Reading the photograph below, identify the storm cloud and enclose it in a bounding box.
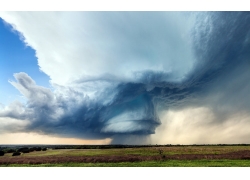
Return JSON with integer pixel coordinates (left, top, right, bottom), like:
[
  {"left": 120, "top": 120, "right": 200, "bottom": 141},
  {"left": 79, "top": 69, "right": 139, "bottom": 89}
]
[{"left": 0, "top": 12, "right": 250, "bottom": 144}]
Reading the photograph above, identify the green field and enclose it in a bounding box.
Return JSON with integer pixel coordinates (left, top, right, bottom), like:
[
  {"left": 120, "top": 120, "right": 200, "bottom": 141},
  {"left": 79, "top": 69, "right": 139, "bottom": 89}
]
[
  {"left": 1, "top": 160, "right": 250, "bottom": 167},
  {"left": 3, "top": 145, "right": 250, "bottom": 156},
  {"left": 1, "top": 145, "right": 250, "bottom": 167}
]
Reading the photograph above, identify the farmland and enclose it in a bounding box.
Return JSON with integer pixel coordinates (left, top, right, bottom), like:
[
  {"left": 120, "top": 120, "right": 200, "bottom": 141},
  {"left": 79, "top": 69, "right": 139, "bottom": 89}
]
[{"left": 0, "top": 145, "right": 250, "bottom": 167}]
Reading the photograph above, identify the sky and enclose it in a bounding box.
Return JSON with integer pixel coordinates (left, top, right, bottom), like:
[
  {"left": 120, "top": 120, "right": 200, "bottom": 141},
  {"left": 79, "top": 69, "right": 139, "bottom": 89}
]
[{"left": 0, "top": 11, "right": 250, "bottom": 145}]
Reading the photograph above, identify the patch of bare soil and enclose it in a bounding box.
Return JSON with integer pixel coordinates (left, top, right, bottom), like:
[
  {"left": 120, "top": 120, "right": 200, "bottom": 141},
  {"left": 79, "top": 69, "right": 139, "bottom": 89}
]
[{"left": 0, "top": 150, "right": 250, "bottom": 165}]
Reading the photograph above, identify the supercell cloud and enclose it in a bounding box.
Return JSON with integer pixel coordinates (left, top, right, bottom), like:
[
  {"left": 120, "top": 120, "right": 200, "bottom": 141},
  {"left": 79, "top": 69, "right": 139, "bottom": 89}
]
[{"left": 0, "top": 12, "right": 250, "bottom": 144}]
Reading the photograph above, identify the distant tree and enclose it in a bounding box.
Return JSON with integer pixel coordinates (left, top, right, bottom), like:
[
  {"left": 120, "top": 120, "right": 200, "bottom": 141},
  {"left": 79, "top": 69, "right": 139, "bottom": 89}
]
[
  {"left": 22, "top": 149, "right": 30, "bottom": 153},
  {"left": 0, "top": 150, "right": 4, "bottom": 156},
  {"left": 29, "top": 147, "right": 35, "bottom": 152},
  {"left": 18, "top": 148, "right": 30, "bottom": 153},
  {"left": 12, "top": 152, "right": 21, "bottom": 156},
  {"left": 36, "top": 147, "right": 42, "bottom": 151},
  {"left": 7, "top": 149, "right": 16, "bottom": 153}
]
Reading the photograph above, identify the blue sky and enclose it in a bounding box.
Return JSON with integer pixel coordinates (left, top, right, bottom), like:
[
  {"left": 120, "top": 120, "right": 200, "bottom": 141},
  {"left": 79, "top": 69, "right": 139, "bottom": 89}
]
[
  {"left": 0, "top": 12, "right": 250, "bottom": 145},
  {"left": 0, "top": 18, "right": 50, "bottom": 105}
]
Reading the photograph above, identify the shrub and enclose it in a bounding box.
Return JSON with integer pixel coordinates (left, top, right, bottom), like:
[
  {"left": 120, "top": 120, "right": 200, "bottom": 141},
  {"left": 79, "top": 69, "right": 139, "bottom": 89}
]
[
  {"left": 0, "top": 151, "right": 4, "bottom": 156},
  {"left": 22, "top": 149, "right": 30, "bottom": 153},
  {"left": 36, "top": 147, "right": 42, "bottom": 151},
  {"left": 33, "top": 147, "right": 38, "bottom": 151},
  {"left": 18, "top": 148, "right": 30, "bottom": 153},
  {"left": 158, "top": 149, "right": 163, "bottom": 155},
  {"left": 7, "top": 149, "right": 16, "bottom": 153},
  {"left": 42, "top": 148, "right": 47, "bottom": 151},
  {"left": 29, "top": 147, "right": 35, "bottom": 152},
  {"left": 12, "top": 152, "right": 21, "bottom": 156}
]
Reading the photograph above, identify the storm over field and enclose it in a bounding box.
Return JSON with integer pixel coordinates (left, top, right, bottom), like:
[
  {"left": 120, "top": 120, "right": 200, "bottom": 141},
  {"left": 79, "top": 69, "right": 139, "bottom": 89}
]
[{"left": 0, "top": 12, "right": 250, "bottom": 144}]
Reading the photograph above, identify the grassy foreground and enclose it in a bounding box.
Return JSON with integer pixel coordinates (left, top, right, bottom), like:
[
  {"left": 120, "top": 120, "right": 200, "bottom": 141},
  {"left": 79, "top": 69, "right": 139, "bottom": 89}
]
[
  {"left": 3, "top": 145, "right": 250, "bottom": 157},
  {"left": 1, "top": 145, "right": 250, "bottom": 167},
  {"left": 1, "top": 160, "right": 250, "bottom": 167}
]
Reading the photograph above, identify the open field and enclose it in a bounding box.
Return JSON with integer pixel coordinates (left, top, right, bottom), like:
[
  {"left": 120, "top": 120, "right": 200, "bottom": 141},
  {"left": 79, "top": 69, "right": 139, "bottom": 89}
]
[{"left": 1, "top": 145, "right": 250, "bottom": 167}]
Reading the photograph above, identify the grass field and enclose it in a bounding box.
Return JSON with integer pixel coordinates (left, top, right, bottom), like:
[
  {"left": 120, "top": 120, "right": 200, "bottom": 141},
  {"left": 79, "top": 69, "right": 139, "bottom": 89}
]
[
  {"left": 1, "top": 160, "right": 250, "bottom": 167},
  {"left": 1, "top": 145, "right": 250, "bottom": 167}
]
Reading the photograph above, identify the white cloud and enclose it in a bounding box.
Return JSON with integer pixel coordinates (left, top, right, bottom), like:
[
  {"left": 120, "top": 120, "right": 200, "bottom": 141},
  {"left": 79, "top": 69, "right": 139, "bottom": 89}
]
[
  {"left": 0, "top": 12, "right": 196, "bottom": 86},
  {"left": 0, "top": 117, "right": 29, "bottom": 133}
]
